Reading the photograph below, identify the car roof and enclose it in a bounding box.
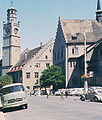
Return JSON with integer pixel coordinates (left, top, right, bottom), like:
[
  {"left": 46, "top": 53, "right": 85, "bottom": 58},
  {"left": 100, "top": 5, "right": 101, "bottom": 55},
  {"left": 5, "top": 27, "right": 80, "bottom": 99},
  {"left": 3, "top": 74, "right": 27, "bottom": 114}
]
[{"left": 2, "top": 83, "right": 23, "bottom": 89}]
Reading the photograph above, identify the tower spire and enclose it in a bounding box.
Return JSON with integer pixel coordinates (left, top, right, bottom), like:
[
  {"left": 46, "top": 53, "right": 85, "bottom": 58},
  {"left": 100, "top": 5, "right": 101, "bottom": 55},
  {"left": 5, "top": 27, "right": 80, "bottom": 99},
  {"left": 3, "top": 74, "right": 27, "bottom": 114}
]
[
  {"left": 11, "top": 0, "right": 13, "bottom": 7},
  {"left": 96, "top": 0, "right": 102, "bottom": 23},
  {"left": 97, "top": 0, "right": 101, "bottom": 10}
]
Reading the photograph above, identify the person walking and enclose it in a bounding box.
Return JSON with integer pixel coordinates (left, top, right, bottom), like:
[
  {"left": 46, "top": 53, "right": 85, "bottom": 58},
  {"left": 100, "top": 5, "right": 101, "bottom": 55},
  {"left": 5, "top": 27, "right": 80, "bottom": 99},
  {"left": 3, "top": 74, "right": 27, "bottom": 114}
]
[
  {"left": 46, "top": 90, "right": 49, "bottom": 99},
  {"left": 65, "top": 90, "right": 68, "bottom": 98},
  {"left": 60, "top": 90, "right": 64, "bottom": 100}
]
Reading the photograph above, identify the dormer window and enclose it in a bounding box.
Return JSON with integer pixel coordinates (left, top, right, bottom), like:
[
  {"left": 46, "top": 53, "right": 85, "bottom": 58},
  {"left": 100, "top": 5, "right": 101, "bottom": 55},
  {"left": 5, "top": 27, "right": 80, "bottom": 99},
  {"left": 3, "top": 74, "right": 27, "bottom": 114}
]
[
  {"left": 72, "top": 35, "right": 77, "bottom": 40},
  {"left": 72, "top": 33, "right": 79, "bottom": 40}
]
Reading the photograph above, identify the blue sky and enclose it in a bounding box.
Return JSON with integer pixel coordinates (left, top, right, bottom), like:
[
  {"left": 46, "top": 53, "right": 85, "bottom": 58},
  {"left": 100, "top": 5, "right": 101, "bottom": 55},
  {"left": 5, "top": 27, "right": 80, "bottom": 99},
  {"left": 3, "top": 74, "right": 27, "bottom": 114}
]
[{"left": 0, "top": 0, "right": 100, "bottom": 54}]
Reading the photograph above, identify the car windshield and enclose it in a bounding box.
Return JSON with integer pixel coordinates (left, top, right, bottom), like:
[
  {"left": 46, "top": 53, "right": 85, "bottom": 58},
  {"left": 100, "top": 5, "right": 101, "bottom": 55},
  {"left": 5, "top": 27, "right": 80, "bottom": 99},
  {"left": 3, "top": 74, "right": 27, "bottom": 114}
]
[{"left": 1, "top": 85, "right": 24, "bottom": 95}]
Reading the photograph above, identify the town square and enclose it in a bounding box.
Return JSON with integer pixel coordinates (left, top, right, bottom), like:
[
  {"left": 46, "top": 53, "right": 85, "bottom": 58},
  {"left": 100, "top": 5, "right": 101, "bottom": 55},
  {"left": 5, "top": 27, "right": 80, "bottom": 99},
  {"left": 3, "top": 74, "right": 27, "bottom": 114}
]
[{"left": 0, "top": 0, "right": 102, "bottom": 120}]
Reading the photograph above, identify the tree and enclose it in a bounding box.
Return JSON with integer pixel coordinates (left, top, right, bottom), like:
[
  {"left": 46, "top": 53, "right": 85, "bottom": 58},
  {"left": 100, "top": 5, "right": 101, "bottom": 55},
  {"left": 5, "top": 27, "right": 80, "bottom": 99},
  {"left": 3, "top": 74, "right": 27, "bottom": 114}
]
[
  {"left": 0, "top": 75, "right": 13, "bottom": 88},
  {"left": 40, "top": 65, "right": 65, "bottom": 90}
]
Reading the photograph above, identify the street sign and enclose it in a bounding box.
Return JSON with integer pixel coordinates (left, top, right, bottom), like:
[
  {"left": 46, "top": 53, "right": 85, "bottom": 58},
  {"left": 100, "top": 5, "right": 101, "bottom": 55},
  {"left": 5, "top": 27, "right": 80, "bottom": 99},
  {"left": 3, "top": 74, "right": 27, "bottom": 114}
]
[{"left": 89, "top": 71, "right": 94, "bottom": 77}]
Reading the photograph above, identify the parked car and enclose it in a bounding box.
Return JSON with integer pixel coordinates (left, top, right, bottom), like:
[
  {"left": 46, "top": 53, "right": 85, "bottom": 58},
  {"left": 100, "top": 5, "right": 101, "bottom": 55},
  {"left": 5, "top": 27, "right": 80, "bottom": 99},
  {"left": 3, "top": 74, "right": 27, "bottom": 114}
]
[
  {"left": 55, "top": 90, "right": 61, "bottom": 96},
  {"left": 0, "top": 83, "right": 28, "bottom": 109},
  {"left": 67, "top": 88, "right": 84, "bottom": 96},
  {"left": 80, "top": 89, "right": 102, "bottom": 102},
  {"left": 40, "top": 90, "right": 47, "bottom": 95},
  {"left": 75, "top": 88, "right": 84, "bottom": 96},
  {"left": 88, "top": 86, "right": 102, "bottom": 91}
]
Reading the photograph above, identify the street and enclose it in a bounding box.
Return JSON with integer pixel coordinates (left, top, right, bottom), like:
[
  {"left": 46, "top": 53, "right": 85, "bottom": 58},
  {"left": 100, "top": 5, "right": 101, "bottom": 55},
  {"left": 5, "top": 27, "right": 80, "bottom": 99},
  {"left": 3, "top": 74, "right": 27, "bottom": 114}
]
[{"left": 4, "top": 95, "right": 102, "bottom": 120}]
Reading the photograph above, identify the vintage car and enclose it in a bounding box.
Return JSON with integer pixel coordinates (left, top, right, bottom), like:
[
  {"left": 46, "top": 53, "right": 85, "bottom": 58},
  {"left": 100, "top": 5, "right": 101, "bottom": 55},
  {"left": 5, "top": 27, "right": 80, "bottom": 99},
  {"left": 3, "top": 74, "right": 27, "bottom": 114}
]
[
  {"left": 67, "top": 88, "right": 83, "bottom": 96},
  {"left": 80, "top": 89, "right": 102, "bottom": 102}
]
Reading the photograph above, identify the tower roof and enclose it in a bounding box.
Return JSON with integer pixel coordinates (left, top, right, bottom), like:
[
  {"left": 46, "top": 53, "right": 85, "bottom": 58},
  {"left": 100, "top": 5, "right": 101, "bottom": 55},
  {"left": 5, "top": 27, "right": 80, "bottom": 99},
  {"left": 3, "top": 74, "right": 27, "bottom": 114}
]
[{"left": 97, "top": 0, "right": 101, "bottom": 10}]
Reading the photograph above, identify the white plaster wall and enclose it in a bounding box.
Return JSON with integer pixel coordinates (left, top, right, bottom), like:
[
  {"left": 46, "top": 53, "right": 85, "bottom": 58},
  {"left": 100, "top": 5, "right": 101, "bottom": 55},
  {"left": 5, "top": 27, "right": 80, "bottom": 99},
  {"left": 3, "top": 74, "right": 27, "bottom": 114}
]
[{"left": 22, "top": 40, "right": 53, "bottom": 89}]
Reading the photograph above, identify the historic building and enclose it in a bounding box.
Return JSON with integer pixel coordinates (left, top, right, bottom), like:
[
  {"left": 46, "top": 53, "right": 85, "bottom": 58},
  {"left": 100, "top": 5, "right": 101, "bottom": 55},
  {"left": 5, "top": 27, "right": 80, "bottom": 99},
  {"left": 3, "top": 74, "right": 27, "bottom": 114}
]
[
  {"left": 53, "top": 0, "right": 102, "bottom": 88},
  {"left": 7, "top": 39, "right": 54, "bottom": 89},
  {"left": 1, "top": 4, "right": 54, "bottom": 89},
  {"left": 2, "top": 5, "right": 20, "bottom": 76}
]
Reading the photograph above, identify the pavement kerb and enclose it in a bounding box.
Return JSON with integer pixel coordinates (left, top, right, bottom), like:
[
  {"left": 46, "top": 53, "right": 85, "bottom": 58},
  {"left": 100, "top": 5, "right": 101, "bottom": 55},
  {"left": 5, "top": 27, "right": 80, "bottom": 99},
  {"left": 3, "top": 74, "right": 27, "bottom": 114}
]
[{"left": 0, "top": 111, "right": 5, "bottom": 120}]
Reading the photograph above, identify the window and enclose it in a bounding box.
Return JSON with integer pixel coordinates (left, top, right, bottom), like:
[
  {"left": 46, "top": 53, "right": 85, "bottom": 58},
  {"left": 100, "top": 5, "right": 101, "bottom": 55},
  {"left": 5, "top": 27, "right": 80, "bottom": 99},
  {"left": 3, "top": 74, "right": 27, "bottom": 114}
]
[
  {"left": 35, "top": 72, "right": 39, "bottom": 78},
  {"left": 11, "top": 10, "right": 13, "bottom": 14},
  {"left": 73, "top": 62, "right": 76, "bottom": 67},
  {"left": 35, "top": 63, "right": 40, "bottom": 68},
  {"left": 70, "top": 61, "right": 76, "bottom": 68},
  {"left": 72, "top": 36, "right": 77, "bottom": 40},
  {"left": 72, "top": 47, "right": 78, "bottom": 55},
  {"left": 45, "top": 55, "right": 48, "bottom": 59},
  {"left": 26, "top": 72, "right": 30, "bottom": 79},
  {"left": 70, "top": 62, "right": 72, "bottom": 68},
  {"left": 46, "top": 63, "right": 50, "bottom": 67},
  {"left": 72, "top": 48, "right": 74, "bottom": 54}
]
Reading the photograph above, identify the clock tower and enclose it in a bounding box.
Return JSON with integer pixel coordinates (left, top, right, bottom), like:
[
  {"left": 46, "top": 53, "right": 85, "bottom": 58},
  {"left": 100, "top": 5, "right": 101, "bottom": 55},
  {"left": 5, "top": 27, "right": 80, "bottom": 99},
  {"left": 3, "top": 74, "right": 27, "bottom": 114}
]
[{"left": 2, "top": 5, "right": 20, "bottom": 76}]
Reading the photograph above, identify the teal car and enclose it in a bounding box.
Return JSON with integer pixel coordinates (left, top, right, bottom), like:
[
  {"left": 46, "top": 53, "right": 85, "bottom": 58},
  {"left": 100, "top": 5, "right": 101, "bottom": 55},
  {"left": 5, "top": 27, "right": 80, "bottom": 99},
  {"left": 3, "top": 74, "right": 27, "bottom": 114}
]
[{"left": 0, "top": 83, "right": 28, "bottom": 109}]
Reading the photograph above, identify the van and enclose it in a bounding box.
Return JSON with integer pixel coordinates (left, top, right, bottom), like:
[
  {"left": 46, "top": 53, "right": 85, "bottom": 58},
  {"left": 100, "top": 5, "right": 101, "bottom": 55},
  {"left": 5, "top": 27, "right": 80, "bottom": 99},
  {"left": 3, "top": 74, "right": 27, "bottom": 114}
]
[{"left": 0, "top": 83, "right": 28, "bottom": 109}]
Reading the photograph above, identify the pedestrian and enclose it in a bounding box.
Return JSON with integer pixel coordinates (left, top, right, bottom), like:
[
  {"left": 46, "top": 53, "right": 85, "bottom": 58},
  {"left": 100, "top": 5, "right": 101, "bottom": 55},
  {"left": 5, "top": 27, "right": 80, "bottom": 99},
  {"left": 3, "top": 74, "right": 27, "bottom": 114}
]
[
  {"left": 65, "top": 90, "right": 68, "bottom": 98},
  {"left": 60, "top": 90, "right": 64, "bottom": 100},
  {"left": 47, "top": 92, "right": 49, "bottom": 99},
  {"left": 46, "top": 90, "right": 49, "bottom": 99}
]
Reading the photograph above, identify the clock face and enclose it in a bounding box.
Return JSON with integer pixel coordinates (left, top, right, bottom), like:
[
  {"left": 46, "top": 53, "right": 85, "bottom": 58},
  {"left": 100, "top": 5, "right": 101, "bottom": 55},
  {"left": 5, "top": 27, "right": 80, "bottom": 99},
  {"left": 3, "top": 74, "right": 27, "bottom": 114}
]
[
  {"left": 14, "top": 28, "right": 18, "bottom": 34},
  {"left": 5, "top": 28, "right": 10, "bottom": 35}
]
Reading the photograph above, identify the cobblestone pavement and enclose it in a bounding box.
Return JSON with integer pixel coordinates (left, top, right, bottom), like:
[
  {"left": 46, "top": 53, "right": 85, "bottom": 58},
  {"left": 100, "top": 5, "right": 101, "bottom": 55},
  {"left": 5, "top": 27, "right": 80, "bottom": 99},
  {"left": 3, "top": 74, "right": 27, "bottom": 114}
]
[{"left": 5, "top": 95, "right": 102, "bottom": 120}]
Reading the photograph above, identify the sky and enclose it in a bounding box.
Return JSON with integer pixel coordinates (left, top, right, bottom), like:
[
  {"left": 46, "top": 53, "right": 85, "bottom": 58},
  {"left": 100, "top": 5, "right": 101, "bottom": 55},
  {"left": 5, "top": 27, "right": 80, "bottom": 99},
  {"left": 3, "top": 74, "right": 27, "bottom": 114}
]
[{"left": 0, "top": 0, "right": 100, "bottom": 55}]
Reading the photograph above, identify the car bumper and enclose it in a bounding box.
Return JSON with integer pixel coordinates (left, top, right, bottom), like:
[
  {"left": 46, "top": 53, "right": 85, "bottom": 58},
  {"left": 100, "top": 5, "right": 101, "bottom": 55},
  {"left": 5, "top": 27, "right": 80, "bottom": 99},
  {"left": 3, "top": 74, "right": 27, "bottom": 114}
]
[{"left": 3, "top": 100, "right": 27, "bottom": 109}]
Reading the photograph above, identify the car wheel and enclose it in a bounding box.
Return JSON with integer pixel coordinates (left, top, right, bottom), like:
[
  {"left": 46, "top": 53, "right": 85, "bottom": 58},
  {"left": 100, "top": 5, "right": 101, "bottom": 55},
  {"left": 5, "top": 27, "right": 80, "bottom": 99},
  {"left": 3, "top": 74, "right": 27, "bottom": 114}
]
[
  {"left": 93, "top": 97, "right": 98, "bottom": 102},
  {"left": 80, "top": 96, "right": 85, "bottom": 101}
]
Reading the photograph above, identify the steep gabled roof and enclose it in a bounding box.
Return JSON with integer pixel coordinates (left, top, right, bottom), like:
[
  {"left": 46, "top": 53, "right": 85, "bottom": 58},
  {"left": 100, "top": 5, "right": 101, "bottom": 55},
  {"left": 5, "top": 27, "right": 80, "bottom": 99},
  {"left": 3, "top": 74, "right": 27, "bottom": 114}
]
[
  {"left": 8, "top": 38, "right": 54, "bottom": 73},
  {"left": 60, "top": 18, "right": 102, "bottom": 43},
  {"left": 15, "top": 47, "right": 42, "bottom": 67}
]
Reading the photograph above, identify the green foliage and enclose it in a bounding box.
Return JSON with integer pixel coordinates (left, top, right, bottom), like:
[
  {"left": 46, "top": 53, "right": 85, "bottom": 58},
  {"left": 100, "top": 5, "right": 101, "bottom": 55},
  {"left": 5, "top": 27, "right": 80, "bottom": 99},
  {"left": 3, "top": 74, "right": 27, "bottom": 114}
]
[
  {"left": 0, "top": 75, "right": 13, "bottom": 88},
  {"left": 40, "top": 65, "right": 65, "bottom": 90}
]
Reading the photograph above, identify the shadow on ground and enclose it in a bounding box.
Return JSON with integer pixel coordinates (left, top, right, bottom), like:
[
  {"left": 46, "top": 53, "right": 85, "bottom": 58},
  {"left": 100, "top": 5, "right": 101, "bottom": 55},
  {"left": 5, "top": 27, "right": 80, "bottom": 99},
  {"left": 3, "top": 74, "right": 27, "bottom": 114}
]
[{"left": 2, "top": 106, "right": 27, "bottom": 113}]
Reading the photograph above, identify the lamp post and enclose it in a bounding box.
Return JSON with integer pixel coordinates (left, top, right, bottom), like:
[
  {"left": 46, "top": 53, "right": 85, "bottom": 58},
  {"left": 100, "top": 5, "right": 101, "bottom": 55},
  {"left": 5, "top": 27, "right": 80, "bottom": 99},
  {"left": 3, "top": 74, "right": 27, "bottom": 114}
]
[
  {"left": 84, "top": 33, "right": 88, "bottom": 94},
  {"left": 65, "top": 44, "right": 68, "bottom": 88}
]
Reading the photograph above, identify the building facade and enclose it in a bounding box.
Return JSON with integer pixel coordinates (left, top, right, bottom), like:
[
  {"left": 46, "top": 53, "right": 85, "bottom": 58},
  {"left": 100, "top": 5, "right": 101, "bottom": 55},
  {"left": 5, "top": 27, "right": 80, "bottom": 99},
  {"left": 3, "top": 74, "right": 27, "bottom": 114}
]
[
  {"left": 2, "top": 5, "right": 20, "bottom": 76},
  {"left": 7, "top": 39, "right": 54, "bottom": 89},
  {"left": 53, "top": 0, "right": 102, "bottom": 88}
]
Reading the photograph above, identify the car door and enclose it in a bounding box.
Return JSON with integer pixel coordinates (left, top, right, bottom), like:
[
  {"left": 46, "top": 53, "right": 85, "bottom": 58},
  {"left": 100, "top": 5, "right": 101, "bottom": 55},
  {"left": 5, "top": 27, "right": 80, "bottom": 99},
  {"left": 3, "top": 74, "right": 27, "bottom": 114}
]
[{"left": 86, "top": 91, "right": 93, "bottom": 100}]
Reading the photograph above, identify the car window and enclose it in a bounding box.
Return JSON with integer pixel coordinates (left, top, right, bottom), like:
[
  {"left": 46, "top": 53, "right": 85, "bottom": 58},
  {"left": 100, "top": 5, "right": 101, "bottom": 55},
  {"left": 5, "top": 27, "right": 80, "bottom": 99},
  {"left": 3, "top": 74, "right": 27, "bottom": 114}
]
[{"left": 98, "top": 91, "right": 102, "bottom": 94}]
